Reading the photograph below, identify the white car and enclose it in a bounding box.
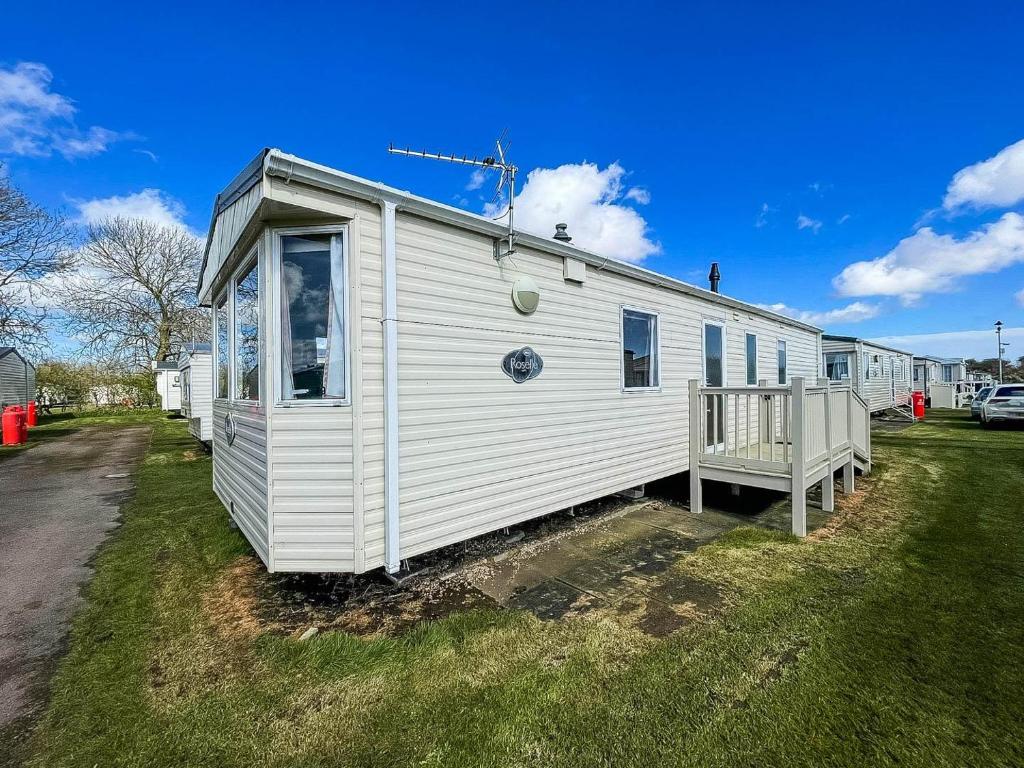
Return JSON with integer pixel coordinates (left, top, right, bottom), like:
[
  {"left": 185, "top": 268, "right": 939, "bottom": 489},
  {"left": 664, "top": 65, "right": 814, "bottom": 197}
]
[{"left": 981, "top": 385, "right": 1024, "bottom": 427}]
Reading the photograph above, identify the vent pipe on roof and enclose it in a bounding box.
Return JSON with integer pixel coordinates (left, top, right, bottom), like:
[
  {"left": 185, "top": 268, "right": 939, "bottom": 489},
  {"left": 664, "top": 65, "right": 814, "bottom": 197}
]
[
  {"left": 708, "top": 262, "right": 721, "bottom": 293},
  {"left": 553, "top": 223, "right": 572, "bottom": 242}
]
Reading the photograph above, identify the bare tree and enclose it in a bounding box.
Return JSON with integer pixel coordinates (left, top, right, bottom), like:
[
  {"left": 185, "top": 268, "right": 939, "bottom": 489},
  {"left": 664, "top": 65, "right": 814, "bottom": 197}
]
[
  {"left": 57, "top": 217, "right": 207, "bottom": 367},
  {"left": 0, "top": 168, "right": 73, "bottom": 351}
]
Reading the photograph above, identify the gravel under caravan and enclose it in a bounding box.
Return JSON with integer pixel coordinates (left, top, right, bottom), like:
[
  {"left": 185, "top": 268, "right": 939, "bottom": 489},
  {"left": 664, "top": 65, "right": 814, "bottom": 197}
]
[{"left": 198, "top": 149, "right": 837, "bottom": 575}]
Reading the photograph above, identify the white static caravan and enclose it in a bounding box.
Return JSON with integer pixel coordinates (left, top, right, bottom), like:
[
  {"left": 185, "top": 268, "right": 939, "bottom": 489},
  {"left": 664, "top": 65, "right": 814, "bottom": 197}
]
[
  {"left": 913, "top": 355, "right": 967, "bottom": 404},
  {"left": 821, "top": 335, "right": 914, "bottom": 413},
  {"left": 0, "top": 347, "right": 36, "bottom": 409},
  {"left": 179, "top": 343, "right": 214, "bottom": 442},
  {"left": 198, "top": 149, "right": 863, "bottom": 575},
  {"left": 152, "top": 360, "right": 181, "bottom": 411}
]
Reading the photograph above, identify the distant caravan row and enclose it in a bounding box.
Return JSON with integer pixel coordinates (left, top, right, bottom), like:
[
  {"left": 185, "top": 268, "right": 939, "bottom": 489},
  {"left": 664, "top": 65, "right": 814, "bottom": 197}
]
[{"left": 152, "top": 343, "right": 213, "bottom": 445}]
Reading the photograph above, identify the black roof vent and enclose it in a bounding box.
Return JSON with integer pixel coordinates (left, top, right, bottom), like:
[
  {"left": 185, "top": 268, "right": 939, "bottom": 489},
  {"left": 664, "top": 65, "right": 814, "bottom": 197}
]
[{"left": 553, "top": 223, "right": 572, "bottom": 242}]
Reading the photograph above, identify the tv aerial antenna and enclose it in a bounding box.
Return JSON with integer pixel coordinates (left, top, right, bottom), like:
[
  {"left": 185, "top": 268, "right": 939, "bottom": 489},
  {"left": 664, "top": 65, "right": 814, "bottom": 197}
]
[{"left": 387, "top": 134, "right": 518, "bottom": 260}]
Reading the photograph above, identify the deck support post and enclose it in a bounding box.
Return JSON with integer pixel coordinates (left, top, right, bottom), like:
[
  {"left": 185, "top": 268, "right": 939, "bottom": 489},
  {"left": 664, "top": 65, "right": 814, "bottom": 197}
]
[
  {"left": 688, "top": 378, "right": 702, "bottom": 514},
  {"left": 822, "top": 379, "right": 834, "bottom": 513},
  {"left": 863, "top": 398, "right": 873, "bottom": 474},
  {"left": 843, "top": 384, "right": 856, "bottom": 493},
  {"left": 790, "top": 377, "right": 807, "bottom": 537},
  {"left": 820, "top": 474, "right": 835, "bottom": 512},
  {"left": 842, "top": 458, "right": 855, "bottom": 493}
]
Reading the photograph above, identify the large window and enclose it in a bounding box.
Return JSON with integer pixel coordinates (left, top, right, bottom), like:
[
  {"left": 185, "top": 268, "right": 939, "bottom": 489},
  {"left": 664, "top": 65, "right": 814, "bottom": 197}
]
[
  {"left": 745, "top": 333, "right": 757, "bottom": 385},
  {"left": 942, "top": 364, "right": 953, "bottom": 383},
  {"left": 278, "top": 230, "right": 347, "bottom": 402},
  {"left": 215, "top": 294, "right": 229, "bottom": 398},
  {"left": 825, "top": 352, "right": 850, "bottom": 381},
  {"left": 234, "top": 260, "right": 260, "bottom": 401},
  {"left": 777, "top": 340, "right": 787, "bottom": 384},
  {"left": 622, "top": 308, "right": 659, "bottom": 390}
]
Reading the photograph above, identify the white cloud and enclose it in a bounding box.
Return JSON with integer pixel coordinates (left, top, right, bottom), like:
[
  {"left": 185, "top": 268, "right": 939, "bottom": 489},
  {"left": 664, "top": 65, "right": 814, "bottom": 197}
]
[
  {"left": 1016, "top": 288, "right": 1024, "bottom": 307},
  {"left": 486, "top": 161, "right": 660, "bottom": 264},
  {"left": 837, "top": 213, "right": 852, "bottom": 225},
  {"left": 833, "top": 212, "right": 1024, "bottom": 303},
  {"left": 870, "top": 326, "right": 1024, "bottom": 360},
  {"left": 0, "top": 61, "right": 129, "bottom": 159},
  {"left": 796, "top": 214, "right": 822, "bottom": 234},
  {"left": 133, "top": 148, "right": 159, "bottom": 163},
  {"left": 625, "top": 187, "right": 650, "bottom": 205},
  {"left": 466, "top": 168, "right": 488, "bottom": 191},
  {"left": 75, "top": 188, "right": 189, "bottom": 229},
  {"left": 755, "top": 301, "right": 880, "bottom": 327},
  {"left": 943, "top": 138, "right": 1024, "bottom": 211},
  {"left": 755, "top": 202, "right": 775, "bottom": 228}
]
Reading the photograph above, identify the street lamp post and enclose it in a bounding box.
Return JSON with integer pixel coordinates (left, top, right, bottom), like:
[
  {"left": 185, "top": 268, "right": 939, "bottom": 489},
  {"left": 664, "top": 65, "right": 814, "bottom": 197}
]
[{"left": 995, "top": 320, "right": 1004, "bottom": 384}]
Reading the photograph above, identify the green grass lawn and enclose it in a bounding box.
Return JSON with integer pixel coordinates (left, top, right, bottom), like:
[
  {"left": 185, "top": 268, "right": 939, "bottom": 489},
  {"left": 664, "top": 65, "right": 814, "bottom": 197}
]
[{"left": 17, "top": 410, "right": 1024, "bottom": 767}]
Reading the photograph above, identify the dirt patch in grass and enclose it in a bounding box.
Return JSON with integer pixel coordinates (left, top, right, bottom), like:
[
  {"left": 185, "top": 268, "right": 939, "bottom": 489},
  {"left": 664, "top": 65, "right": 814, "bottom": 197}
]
[{"left": 203, "top": 557, "right": 281, "bottom": 641}]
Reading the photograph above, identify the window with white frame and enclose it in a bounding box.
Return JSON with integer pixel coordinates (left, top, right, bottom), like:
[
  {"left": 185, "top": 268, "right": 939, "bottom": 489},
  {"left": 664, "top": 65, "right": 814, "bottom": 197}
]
[
  {"left": 215, "top": 294, "right": 229, "bottom": 398},
  {"left": 622, "top": 308, "right": 659, "bottom": 389},
  {"left": 777, "top": 340, "right": 787, "bottom": 384},
  {"left": 234, "top": 260, "right": 260, "bottom": 401},
  {"left": 825, "top": 352, "right": 850, "bottom": 381},
  {"left": 864, "top": 352, "right": 871, "bottom": 380},
  {"left": 942, "top": 364, "right": 953, "bottom": 382},
  {"left": 278, "top": 229, "right": 348, "bottom": 402},
  {"left": 745, "top": 333, "right": 757, "bottom": 385}
]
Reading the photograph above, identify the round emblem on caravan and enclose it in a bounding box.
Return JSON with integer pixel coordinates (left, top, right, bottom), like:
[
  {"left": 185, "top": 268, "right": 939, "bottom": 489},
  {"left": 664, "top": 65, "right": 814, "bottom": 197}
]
[
  {"left": 501, "top": 346, "right": 544, "bottom": 383},
  {"left": 224, "top": 413, "right": 237, "bottom": 446}
]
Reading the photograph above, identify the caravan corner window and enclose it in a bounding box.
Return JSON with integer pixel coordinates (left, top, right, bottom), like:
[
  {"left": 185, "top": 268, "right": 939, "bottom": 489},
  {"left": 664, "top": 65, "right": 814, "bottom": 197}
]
[
  {"left": 234, "top": 260, "right": 260, "bottom": 402},
  {"left": 777, "top": 340, "right": 787, "bottom": 384},
  {"left": 622, "top": 308, "right": 660, "bottom": 390},
  {"left": 215, "top": 294, "right": 229, "bottom": 398},
  {"left": 277, "top": 227, "right": 348, "bottom": 404}
]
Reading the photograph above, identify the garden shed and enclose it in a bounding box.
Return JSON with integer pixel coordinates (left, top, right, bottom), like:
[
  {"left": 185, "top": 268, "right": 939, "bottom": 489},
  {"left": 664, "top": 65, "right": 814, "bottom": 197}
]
[{"left": 0, "top": 347, "right": 36, "bottom": 409}]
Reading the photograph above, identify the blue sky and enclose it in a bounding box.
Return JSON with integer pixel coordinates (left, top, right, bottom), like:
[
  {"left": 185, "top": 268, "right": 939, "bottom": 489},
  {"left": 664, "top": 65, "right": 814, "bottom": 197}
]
[{"left": 4, "top": 1, "right": 1024, "bottom": 359}]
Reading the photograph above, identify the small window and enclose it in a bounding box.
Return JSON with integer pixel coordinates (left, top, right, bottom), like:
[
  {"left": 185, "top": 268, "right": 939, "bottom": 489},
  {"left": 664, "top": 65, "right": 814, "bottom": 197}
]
[
  {"left": 777, "top": 340, "right": 787, "bottom": 384},
  {"left": 279, "top": 230, "right": 348, "bottom": 402},
  {"left": 745, "top": 333, "right": 757, "bottom": 386},
  {"left": 826, "top": 352, "right": 850, "bottom": 381},
  {"left": 942, "top": 364, "right": 953, "bottom": 383},
  {"left": 215, "top": 294, "right": 229, "bottom": 398},
  {"left": 622, "top": 308, "right": 660, "bottom": 389},
  {"left": 704, "top": 323, "right": 725, "bottom": 387},
  {"left": 864, "top": 352, "right": 871, "bottom": 380},
  {"left": 234, "top": 260, "right": 260, "bottom": 401}
]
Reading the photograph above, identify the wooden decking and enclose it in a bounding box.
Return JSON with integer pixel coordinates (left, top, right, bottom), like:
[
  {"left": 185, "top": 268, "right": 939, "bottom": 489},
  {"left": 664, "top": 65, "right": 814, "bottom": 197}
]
[{"left": 688, "top": 378, "right": 872, "bottom": 536}]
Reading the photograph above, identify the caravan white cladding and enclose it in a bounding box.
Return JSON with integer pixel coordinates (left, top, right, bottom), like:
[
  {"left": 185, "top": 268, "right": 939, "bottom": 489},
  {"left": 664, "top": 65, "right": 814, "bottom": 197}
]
[{"left": 199, "top": 150, "right": 824, "bottom": 574}]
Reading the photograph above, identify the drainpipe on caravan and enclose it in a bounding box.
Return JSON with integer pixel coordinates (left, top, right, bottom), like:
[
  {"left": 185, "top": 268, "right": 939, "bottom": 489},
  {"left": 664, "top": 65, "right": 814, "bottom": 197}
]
[{"left": 378, "top": 198, "right": 401, "bottom": 574}]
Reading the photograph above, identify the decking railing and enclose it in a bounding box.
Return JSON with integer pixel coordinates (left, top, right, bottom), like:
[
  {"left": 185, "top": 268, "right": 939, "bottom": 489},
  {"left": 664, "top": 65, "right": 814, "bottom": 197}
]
[{"left": 688, "top": 377, "right": 871, "bottom": 537}]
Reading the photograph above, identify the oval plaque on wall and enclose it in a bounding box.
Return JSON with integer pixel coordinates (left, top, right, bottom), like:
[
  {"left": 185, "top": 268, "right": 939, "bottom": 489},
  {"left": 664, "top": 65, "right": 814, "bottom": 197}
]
[{"left": 501, "top": 347, "right": 544, "bottom": 383}]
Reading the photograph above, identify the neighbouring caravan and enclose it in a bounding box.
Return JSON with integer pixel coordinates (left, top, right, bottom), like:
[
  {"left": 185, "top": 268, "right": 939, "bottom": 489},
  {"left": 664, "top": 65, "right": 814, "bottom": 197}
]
[
  {"left": 153, "top": 360, "right": 181, "bottom": 411},
  {"left": 913, "top": 355, "right": 967, "bottom": 405},
  {"left": 0, "top": 347, "right": 36, "bottom": 409},
  {"left": 179, "top": 343, "right": 213, "bottom": 442},
  {"left": 821, "top": 335, "right": 913, "bottom": 413},
  {"left": 197, "top": 149, "right": 865, "bottom": 575}
]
